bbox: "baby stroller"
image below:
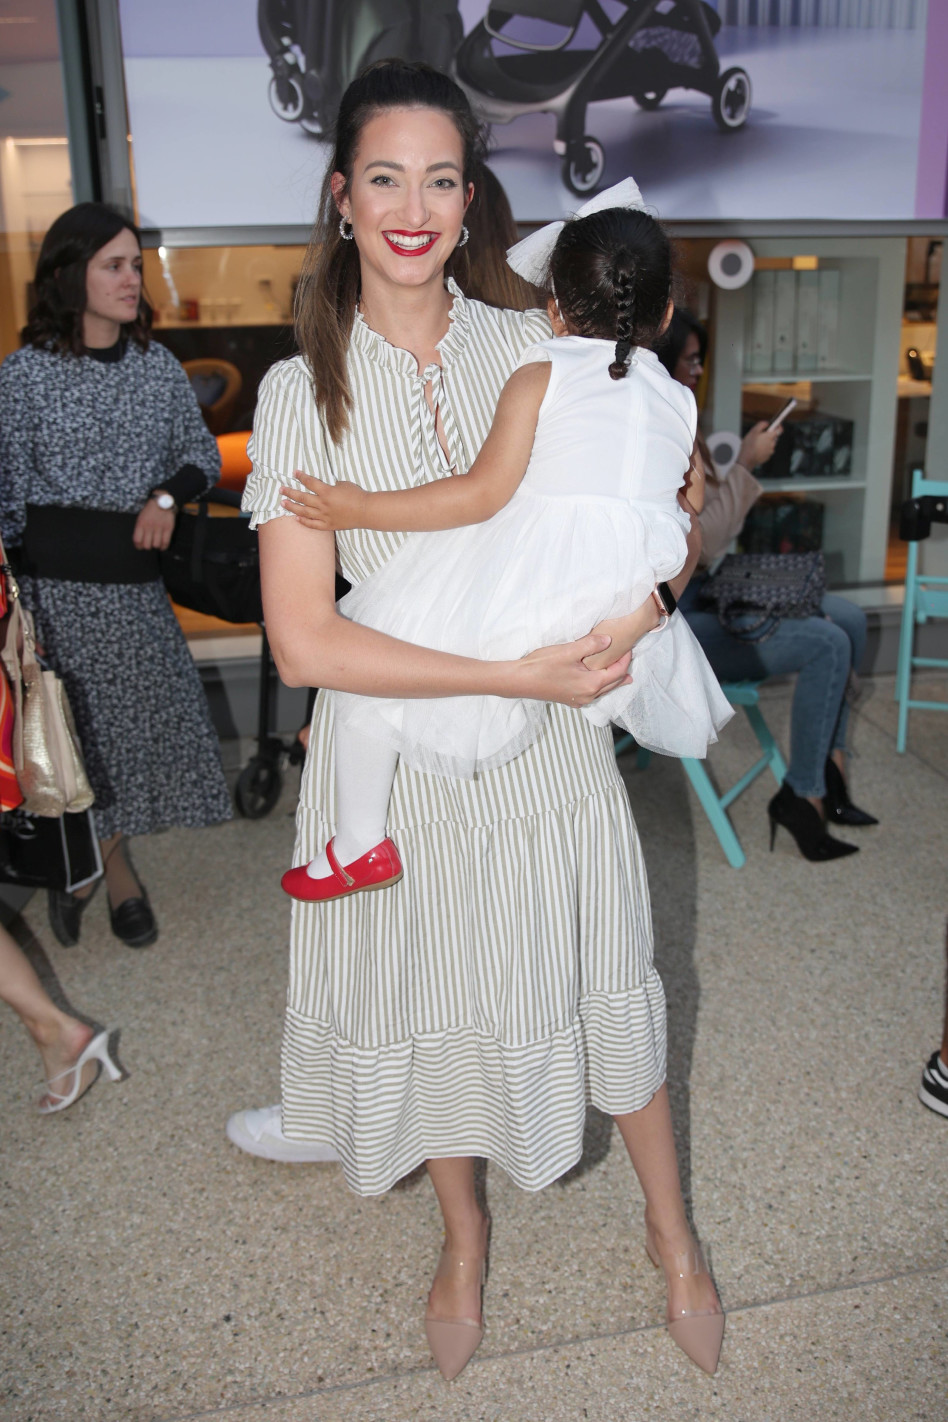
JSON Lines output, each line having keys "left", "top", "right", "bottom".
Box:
{"left": 163, "top": 486, "right": 345, "bottom": 820}
{"left": 259, "top": 0, "right": 464, "bottom": 138}
{"left": 161, "top": 487, "right": 291, "bottom": 818}
{"left": 453, "top": 0, "right": 751, "bottom": 196}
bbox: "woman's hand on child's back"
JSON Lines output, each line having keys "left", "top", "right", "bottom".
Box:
{"left": 514, "top": 634, "right": 632, "bottom": 707}
{"left": 282, "top": 472, "right": 367, "bottom": 530}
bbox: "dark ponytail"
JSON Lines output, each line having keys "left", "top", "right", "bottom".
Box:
{"left": 549, "top": 209, "right": 672, "bottom": 381}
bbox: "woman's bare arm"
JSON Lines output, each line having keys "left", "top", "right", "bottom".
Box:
{"left": 280, "top": 363, "right": 550, "bottom": 533}
{"left": 260, "top": 515, "right": 635, "bottom": 704}
{"left": 581, "top": 498, "right": 702, "bottom": 672}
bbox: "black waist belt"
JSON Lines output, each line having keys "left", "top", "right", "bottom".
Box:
{"left": 20, "top": 505, "right": 161, "bottom": 584}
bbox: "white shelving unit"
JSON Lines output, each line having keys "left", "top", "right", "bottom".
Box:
{"left": 709, "top": 237, "right": 907, "bottom": 585}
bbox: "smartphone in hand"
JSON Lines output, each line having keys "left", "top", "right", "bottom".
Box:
{"left": 767, "top": 397, "right": 797, "bottom": 432}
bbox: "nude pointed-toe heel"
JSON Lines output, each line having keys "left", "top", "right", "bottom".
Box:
{"left": 666, "top": 1311, "right": 726, "bottom": 1376}
{"left": 424, "top": 1315, "right": 484, "bottom": 1381}
{"left": 646, "top": 1231, "right": 725, "bottom": 1376}
{"left": 424, "top": 1233, "right": 488, "bottom": 1381}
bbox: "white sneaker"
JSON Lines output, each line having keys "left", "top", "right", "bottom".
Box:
{"left": 225, "top": 1104, "right": 341, "bottom": 1163}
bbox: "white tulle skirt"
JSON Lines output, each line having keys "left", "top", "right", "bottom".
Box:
{"left": 334, "top": 487, "right": 733, "bottom": 779}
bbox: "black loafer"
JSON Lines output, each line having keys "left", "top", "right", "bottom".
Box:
{"left": 109, "top": 894, "right": 158, "bottom": 949}
{"left": 47, "top": 879, "right": 101, "bottom": 948}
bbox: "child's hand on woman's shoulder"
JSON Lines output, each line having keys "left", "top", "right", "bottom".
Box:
{"left": 281, "top": 472, "right": 367, "bottom": 530}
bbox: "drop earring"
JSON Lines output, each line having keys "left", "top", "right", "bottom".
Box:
{"left": 339, "top": 216, "right": 354, "bottom": 241}
{"left": 456, "top": 225, "right": 469, "bottom": 249}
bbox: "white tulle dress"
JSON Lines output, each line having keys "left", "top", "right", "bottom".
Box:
{"left": 334, "top": 337, "right": 733, "bottom": 778}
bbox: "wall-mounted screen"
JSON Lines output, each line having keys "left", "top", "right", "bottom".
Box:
{"left": 119, "top": 0, "right": 947, "bottom": 231}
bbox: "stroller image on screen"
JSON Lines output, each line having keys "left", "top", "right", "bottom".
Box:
{"left": 454, "top": 0, "right": 751, "bottom": 196}
{"left": 259, "top": 0, "right": 464, "bottom": 138}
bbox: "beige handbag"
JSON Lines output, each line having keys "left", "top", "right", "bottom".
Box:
{"left": 0, "top": 539, "right": 94, "bottom": 817}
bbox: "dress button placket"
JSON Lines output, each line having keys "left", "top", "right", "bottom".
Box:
{"left": 418, "top": 365, "right": 454, "bottom": 477}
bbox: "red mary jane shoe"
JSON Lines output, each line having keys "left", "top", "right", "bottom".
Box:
{"left": 281, "top": 837, "right": 403, "bottom": 903}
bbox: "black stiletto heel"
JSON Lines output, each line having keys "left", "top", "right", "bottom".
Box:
{"left": 824, "top": 758, "right": 879, "bottom": 827}
{"left": 767, "top": 783, "right": 858, "bottom": 862}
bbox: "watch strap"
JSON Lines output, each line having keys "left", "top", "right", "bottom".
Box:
{"left": 656, "top": 581, "right": 677, "bottom": 617}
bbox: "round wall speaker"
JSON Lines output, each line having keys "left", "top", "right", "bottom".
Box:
{"left": 707, "top": 240, "right": 755, "bottom": 290}
{"left": 706, "top": 430, "right": 741, "bottom": 477}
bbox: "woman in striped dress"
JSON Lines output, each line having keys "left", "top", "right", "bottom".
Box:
{"left": 243, "top": 60, "right": 724, "bottom": 1378}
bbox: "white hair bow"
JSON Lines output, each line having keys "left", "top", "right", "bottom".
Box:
{"left": 505, "top": 177, "right": 647, "bottom": 288}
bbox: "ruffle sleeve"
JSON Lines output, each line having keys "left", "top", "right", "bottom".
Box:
{"left": 243, "top": 357, "right": 333, "bottom": 530}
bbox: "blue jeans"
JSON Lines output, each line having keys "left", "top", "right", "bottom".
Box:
{"left": 679, "top": 581, "right": 867, "bottom": 799}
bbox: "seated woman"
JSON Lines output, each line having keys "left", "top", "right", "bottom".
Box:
{"left": 658, "top": 309, "right": 878, "bottom": 863}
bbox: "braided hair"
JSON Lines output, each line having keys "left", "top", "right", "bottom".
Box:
{"left": 608, "top": 249, "right": 637, "bottom": 379}
{"left": 548, "top": 208, "right": 672, "bottom": 381}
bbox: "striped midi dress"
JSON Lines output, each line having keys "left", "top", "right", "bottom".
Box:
{"left": 244, "top": 285, "right": 667, "bottom": 1196}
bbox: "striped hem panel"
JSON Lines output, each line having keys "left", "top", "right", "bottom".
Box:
{"left": 280, "top": 979, "right": 666, "bottom": 1197}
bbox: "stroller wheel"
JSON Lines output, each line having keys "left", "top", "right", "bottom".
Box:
{"left": 712, "top": 67, "right": 751, "bottom": 132}
{"left": 268, "top": 74, "right": 305, "bottom": 123}
{"left": 633, "top": 89, "right": 667, "bottom": 111}
{"left": 235, "top": 758, "right": 283, "bottom": 819}
{"left": 562, "top": 136, "right": 605, "bottom": 197}
{"left": 299, "top": 113, "right": 326, "bottom": 138}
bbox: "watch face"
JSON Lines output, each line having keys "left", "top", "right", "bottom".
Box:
{"left": 154, "top": 492, "right": 175, "bottom": 510}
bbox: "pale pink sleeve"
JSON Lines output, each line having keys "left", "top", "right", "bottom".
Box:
{"left": 698, "top": 464, "right": 763, "bottom": 566}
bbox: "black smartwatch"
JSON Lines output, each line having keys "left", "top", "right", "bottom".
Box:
{"left": 656, "top": 581, "right": 677, "bottom": 617}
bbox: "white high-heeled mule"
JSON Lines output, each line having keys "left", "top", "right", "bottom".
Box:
{"left": 38, "top": 1030, "right": 121, "bottom": 1114}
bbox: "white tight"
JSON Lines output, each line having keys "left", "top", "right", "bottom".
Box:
{"left": 306, "top": 724, "right": 398, "bottom": 878}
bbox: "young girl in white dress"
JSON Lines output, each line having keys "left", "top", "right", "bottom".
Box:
{"left": 281, "top": 183, "right": 732, "bottom": 903}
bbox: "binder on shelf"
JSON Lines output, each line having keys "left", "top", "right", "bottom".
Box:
{"left": 747, "top": 270, "right": 775, "bottom": 373}
{"left": 773, "top": 269, "right": 797, "bottom": 372}
{"left": 743, "top": 283, "right": 755, "bottom": 371}
{"left": 817, "top": 268, "right": 840, "bottom": 370}
{"left": 795, "top": 268, "right": 819, "bottom": 371}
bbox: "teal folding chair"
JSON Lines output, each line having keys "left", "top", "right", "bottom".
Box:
{"left": 895, "top": 469, "right": 948, "bottom": 753}
{"left": 614, "top": 681, "right": 787, "bottom": 868}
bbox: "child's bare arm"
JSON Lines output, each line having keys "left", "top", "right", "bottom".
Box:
{"left": 281, "top": 362, "right": 550, "bottom": 533}
{"left": 683, "top": 438, "right": 705, "bottom": 514}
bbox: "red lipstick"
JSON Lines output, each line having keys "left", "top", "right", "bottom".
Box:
{"left": 383, "top": 230, "right": 439, "bottom": 256}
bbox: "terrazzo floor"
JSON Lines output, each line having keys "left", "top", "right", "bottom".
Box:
{"left": 2, "top": 675, "right": 946, "bottom": 1422}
